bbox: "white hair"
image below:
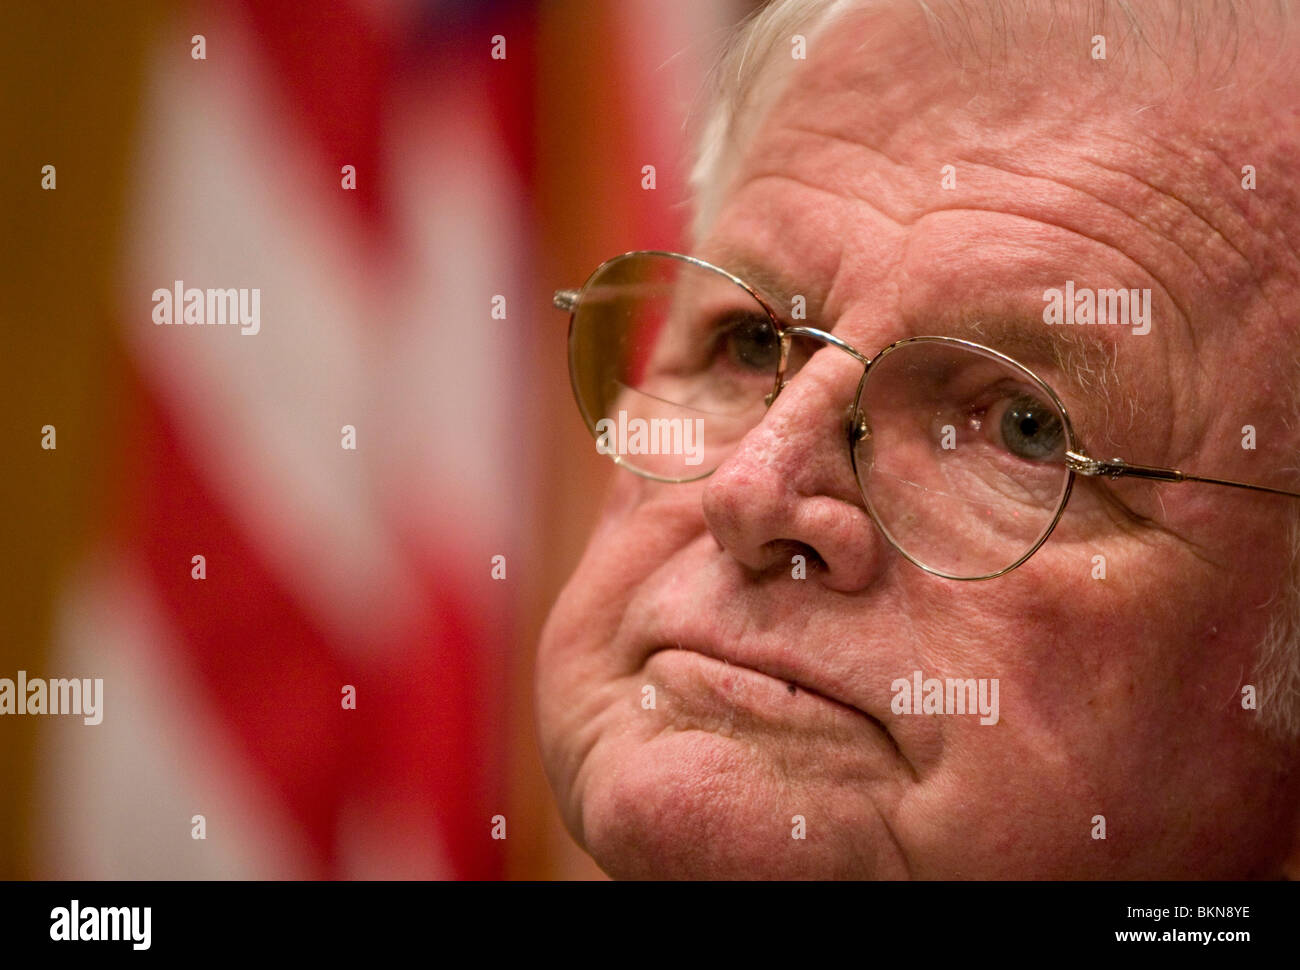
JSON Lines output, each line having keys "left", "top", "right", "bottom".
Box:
{"left": 1255, "top": 456, "right": 1300, "bottom": 741}
{"left": 688, "top": 0, "right": 855, "bottom": 239}
{"left": 688, "top": 0, "right": 1300, "bottom": 742}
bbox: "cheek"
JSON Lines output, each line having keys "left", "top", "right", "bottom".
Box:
{"left": 535, "top": 483, "right": 710, "bottom": 766}
{"left": 541, "top": 479, "right": 710, "bottom": 667}
{"left": 1009, "top": 550, "right": 1256, "bottom": 733}
{"left": 911, "top": 548, "right": 1258, "bottom": 824}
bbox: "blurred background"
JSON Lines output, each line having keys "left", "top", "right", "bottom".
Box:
{"left": 0, "top": 0, "right": 756, "bottom": 879}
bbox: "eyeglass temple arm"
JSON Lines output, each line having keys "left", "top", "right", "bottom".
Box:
{"left": 1066, "top": 451, "right": 1300, "bottom": 499}
{"left": 554, "top": 290, "right": 580, "bottom": 312}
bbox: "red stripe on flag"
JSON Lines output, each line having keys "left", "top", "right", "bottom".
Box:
{"left": 232, "top": 0, "right": 399, "bottom": 251}
{"left": 117, "top": 379, "right": 506, "bottom": 878}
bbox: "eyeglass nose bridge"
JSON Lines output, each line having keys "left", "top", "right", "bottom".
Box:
{"left": 764, "top": 326, "right": 873, "bottom": 443}
{"left": 781, "top": 326, "right": 872, "bottom": 365}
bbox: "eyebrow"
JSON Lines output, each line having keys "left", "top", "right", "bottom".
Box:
{"left": 960, "top": 317, "right": 1122, "bottom": 395}
{"left": 702, "top": 248, "right": 804, "bottom": 316}
{"left": 955, "top": 317, "right": 1138, "bottom": 435}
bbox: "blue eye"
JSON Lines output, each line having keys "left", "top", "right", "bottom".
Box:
{"left": 998, "top": 393, "right": 1064, "bottom": 460}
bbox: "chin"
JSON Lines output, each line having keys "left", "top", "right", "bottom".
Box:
{"left": 573, "top": 728, "right": 896, "bottom": 880}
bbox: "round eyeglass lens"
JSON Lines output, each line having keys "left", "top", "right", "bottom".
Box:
{"left": 851, "top": 338, "right": 1074, "bottom": 579}
{"left": 568, "top": 252, "right": 781, "bottom": 481}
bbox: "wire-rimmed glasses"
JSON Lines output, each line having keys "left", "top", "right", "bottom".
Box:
{"left": 554, "top": 250, "right": 1300, "bottom": 580}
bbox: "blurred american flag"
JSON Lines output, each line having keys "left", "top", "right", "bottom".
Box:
{"left": 7, "top": 0, "right": 741, "bottom": 879}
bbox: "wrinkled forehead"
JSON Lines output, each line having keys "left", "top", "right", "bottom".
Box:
{"left": 701, "top": 0, "right": 1300, "bottom": 381}
{"left": 710, "top": 0, "right": 1300, "bottom": 208}
{"left": 709, "top": 1, "right": 1279, "bottom": 226}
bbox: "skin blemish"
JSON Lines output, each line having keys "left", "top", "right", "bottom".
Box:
{"left": 787, "top": 683, "right": 797, "bottom": 695}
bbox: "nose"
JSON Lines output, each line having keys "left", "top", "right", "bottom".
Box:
{"left": 701, "top": 333, "right": 889, "bottom": 593}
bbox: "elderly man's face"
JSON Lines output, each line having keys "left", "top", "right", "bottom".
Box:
{"left": 538, "top": 6, "right": 1300, "bottom": 878}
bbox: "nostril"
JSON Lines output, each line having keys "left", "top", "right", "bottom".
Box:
{"left": 765, "top": 540, "right": 823, "bottom": 578}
